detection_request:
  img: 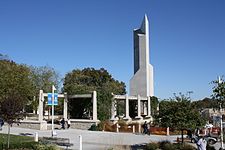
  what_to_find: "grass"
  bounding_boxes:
[0,133,60,150]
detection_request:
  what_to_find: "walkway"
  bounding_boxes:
[0,126,222,150]
[1,125,178,150]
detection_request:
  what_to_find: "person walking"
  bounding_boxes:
[196,136,207,150]
[67,118,71,129]
[60,118,65,129]
[0,118,4,130]
[142,121,148,134]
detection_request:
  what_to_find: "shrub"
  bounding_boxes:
[146,142,159,150]
[117,119,127,126]
[33,144,60,150]
[178,143,195,150]
[159,140,176,150]
[147,141,196,150]
[88,124,98,131]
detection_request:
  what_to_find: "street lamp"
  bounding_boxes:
[219,76,224,150]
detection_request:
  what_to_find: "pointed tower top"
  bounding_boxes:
[140,14,149,33]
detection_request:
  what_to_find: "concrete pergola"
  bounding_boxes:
[111,94,151,121]
[38,90,98,122]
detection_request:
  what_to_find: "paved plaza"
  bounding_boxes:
[0,125,222,150]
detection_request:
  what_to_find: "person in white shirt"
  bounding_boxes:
[197,136,207,150]
[67,118,71,129]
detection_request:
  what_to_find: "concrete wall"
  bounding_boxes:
[12,120,47,130]
[69,119,99,130]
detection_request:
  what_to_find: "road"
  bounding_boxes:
[0,125,222,150]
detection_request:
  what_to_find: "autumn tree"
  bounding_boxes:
[63,68,126,120]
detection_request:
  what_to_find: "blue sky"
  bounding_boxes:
[0,0,224,100]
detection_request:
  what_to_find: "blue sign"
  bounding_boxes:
[48,93,58,105]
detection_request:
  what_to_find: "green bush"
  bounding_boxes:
[179,143,195,150]
[159,140,175,150]
[146,141,196,150]
[146,142,158,150]
[33,144,60,150]
[88,124,98,131]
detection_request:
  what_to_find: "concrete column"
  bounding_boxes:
[110,95,116,120]
[92,91,97,121]
[136,95,142,118]
[116,123,120,133]
[38,90,44,121]
[167,127,170,136]
[63,93,68,119]
[147,96,151,117]
[143,101,147,115]
[133,125,135,133]
[138,123,141,133]
[124,94,130,119]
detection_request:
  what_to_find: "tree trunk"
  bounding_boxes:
[181,129,184,143]
[7,124,11,149]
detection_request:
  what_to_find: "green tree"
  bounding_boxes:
[29,66,62,114]
[63,68,126,120]
[150,96,159,117]
[156,93,205,143]
[0,60,34,148]
[211,76,225,107]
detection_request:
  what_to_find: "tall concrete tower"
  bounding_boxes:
[129,15,154,97]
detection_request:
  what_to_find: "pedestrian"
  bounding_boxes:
[67,118,71,129]
[196,136,207,150]
[0,118,4,130]
[60,118,65,129]
[142,121,148,134]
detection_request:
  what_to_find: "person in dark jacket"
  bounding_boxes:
[60,118,65,129]
[0,118,4,130]
[142,121,148,134]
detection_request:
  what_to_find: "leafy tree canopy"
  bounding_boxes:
[29,65,61,94]
[211,76,225,107]
[0,60,34,124]
[156,93,206,130]
[28,65,62,114]
[63,68,126,120]
[150,96,159,117]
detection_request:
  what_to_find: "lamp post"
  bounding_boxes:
[219,76,224,150]
[220,103,224,150]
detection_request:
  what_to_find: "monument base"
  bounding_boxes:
[12,120,47,130]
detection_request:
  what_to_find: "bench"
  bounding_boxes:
[42,137,73,149]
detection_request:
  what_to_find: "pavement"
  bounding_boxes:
[0,125,222,150]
